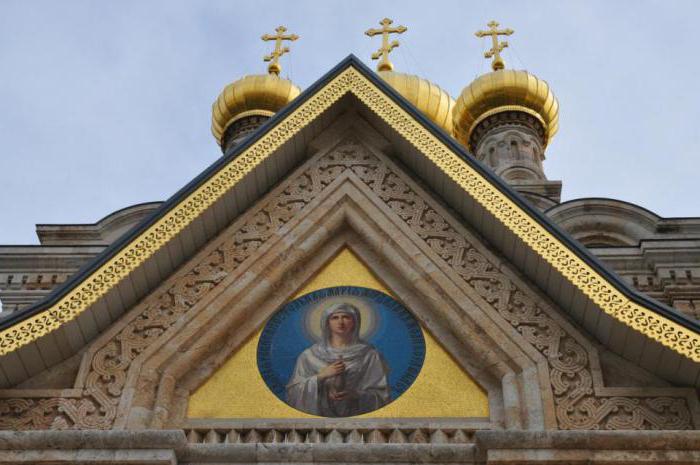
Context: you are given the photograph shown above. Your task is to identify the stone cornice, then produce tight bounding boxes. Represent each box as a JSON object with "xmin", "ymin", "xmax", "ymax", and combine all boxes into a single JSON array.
[{"xmin": 1, "ymin": 430, "xmax": 700, "ymax": 464}]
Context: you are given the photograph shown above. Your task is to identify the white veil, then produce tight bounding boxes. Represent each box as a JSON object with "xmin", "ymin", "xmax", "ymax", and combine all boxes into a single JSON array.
[{"xmin": 310, "ymin": 302, "xmax": 371, "ymax": 363}]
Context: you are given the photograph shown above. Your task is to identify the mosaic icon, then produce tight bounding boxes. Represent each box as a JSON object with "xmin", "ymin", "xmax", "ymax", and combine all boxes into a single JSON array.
[{"xmin": 258, "ymin": 286, "xmax": 426, "ymax": 417}]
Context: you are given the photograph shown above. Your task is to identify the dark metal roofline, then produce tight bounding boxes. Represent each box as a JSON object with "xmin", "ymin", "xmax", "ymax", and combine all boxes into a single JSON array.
[
  {"xmin": 3, "ymin": 54, "xmax": 699, "ymax": 339},
  {"xmin": 341, "ymin": 57, "xmax": 700, "ymax": 336},
  {"xmin": 0, "ymin": 55, "xmax": 365, "ymax": 330}
]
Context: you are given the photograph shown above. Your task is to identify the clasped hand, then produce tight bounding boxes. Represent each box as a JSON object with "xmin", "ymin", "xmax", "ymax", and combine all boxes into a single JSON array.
[
  {"xmin": 318, "ymin": 361, "xmax": 355, "ymax": 401},
  {"xmin": 317, "ymin": 360, "xmax": 345, "ymax": 380},
  {"xmin": 328, "ymin": 390, "xmax": 353, "ymax": 401}
]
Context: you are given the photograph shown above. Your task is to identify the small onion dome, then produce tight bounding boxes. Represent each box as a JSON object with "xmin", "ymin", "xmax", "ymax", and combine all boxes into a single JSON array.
[
  {"xmin": 453, "ymin": 69, "xmax": 559, "ymax": 151},
  {"xmin": 211, "ymin": 74, "xmax": 301, "ymax": 146},
  {"xmin": 379, "ymin": 71, "xmax": 456, "ymax": 134}
]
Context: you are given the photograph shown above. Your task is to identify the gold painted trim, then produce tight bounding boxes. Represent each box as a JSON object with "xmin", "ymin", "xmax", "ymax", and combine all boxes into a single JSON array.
[{"xmin": 2, "ymin": 66, "xmax": 699, "ymax": 363}]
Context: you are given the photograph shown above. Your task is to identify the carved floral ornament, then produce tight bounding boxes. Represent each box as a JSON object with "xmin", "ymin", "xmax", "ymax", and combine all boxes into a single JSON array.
[
  {"xmin": 0, "ymin": 66, "xmax": 700, "ymax": 362},
  {"xmin": 0, "ymin": 139, "xmax": 694, "ymax": 430},
  {"xmin": 0, "ymin": 64, "xmax": 698, "ymax": 373}
]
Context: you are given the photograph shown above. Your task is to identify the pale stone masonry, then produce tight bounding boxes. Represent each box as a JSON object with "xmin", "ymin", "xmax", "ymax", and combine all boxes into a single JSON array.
[
  {"xmin": 2, "ymin": 133, "xmax": 697, "ymax": 430},
  {"xmin": 0, "ymin": 429, "xmax": 699, "ymax": 464},
  {"xmin": 0, "ymin": 202, "xmax": 160, "ymax": 316},
  {"xmin": 4, "ymin": 189, "xmax": 698, "ymax": 321},
  {"xmin": 2, "ymin": 54, "xmax": 699, "ymax": 465}
]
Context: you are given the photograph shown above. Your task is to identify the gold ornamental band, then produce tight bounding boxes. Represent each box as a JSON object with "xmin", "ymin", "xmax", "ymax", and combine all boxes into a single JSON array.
[{"xmin": 1, "ymin": 66, "xmax": 698, "ymax": 363}]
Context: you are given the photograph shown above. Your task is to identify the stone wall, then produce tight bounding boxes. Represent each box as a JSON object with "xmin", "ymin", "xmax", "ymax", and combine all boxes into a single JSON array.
[
  {"xmin": 546, "ymin": 199, "xmax": 700, "ymax": 320},
  {"xmin": 0, "ymin": 202, "xmax": 160, "ymax": 316},
  {"xmin": 1, "ymin": 429, "xmax": 699, "ymax": 464},
  {"xmin": 2, "ymin": 135, "xmax": 696, "ymax": 432}
]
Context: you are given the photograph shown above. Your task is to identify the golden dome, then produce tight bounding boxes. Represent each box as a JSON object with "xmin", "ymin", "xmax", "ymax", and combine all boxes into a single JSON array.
[
  {"xmin": 453, "ymin": 69, "xmax": 559, "ymax": 150},
  {"xmin": 211, "ymin": 74, "xmax": 300, "ymax": 146},
  {"xmin": 379, "ymin": 71, "xmax": 456, "ymax": 133}
]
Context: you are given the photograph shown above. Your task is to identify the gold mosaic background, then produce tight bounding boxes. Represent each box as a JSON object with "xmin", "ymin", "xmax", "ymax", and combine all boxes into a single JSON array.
[{"xmin": 187, "ymin": 248, "xmax": 489, "ymax": 418}]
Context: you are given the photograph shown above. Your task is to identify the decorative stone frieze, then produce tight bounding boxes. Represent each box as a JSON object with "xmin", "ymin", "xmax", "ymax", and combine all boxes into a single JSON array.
[
  {"xmin": 1, "ymin": 429, "xmax": 700, "ymax": 464},
  {"xmin": 0, "ymin": 136, "xmax": 695, "ymax": 431}
]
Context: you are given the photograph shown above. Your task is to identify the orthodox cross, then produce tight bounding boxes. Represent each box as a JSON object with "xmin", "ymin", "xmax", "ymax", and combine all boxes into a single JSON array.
[
  {"xmin": 475, "ymin": 20, "xmax": 514, "ymax": 71},
  {"xmin": 365, "ymin": 18, "xmax": 407, "ymax": 72},
  {"xmin": 262, "ymin": 25, "xmax": 299, "ymax": 75}
]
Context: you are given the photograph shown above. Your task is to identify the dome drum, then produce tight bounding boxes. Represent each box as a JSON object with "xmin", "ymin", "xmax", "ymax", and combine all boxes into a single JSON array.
[
  {"xmin": 221, "ymin": 114, "xmax": 273, "ymax": 153},
  {"xmin": 453, "ymin": 69, "xmax": 559, "ymax": 154},
  {"xmin": 468, "ymin": 108, "xmax": 547, "ymax": 155}
]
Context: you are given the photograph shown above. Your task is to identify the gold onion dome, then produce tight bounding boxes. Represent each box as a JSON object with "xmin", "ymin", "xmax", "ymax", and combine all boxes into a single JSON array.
[
  {"xmin": 453, "ymin": 21, "xmax": 559, "ymax": 151},
  {"xmin": 380, "ymin": 71, "xmax": 455, "ymax": 133},
  {"xmin": 366, "ymin": 18, "xmax": 455, "ymax": 133},
  {"xmin": 453, "ymin": 69, "xmax": 559, "ymax": 150},
  {"xmin": 211, "ymin": 26, "xmax": 300, "ymax": 147},
  {"xmin": 211, "ymin": 74, "xmax": 300, "ymax": 145}
]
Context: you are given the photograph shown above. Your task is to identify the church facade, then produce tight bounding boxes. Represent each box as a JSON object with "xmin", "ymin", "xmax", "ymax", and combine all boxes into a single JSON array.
[{"xmin": 1, "ymin": 21, "xmax": 699, "ymax": 465}]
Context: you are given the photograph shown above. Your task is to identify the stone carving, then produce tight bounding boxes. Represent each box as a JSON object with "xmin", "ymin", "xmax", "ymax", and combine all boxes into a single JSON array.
[
  {"xmin": 330, "ymin": 142, "xmax": 691, "ymax": 430},
  {"xmin": 470, "ymin": 110, "xmax": 546, "ymax": 154},
  {"xmin": 0, "ymin": 139, "xmax": 693, "ymax": 430},
  {"xmin": 3, "ymin": 67, "xmax": 698, "ymax": 369},
  {"xmin": 183, "ymin": 426, "xmax": 473, "ymax": 444},
  {"xmin": 476, "ymin": 128, "xmax": 546, "ymax": 182},
  {"xmin": 0, "ymin": 388, "xmax": 115, "ymax": 430}
]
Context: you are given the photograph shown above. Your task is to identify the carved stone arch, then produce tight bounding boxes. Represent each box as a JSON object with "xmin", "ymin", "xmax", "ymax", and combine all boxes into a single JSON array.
[
  {"xmin": 87, "ymin": 121, "xmax": 696, "ymax": 433},
  {"xmin": 142, "ymin": 213, "xmax": 535, "ymax": 430},
  {"xmin": 2, "ymin": 113, "xmax": 696, "ymax": 432},
  {"xmin": 104, "ymin": 141, "xmax": 548, "ymax": 431}
]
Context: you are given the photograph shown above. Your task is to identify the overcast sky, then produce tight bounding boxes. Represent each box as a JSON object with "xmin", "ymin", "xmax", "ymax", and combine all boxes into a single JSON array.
[{"xmin": 0, "ymin": 1, "xmax": 698, "ymax": 244}]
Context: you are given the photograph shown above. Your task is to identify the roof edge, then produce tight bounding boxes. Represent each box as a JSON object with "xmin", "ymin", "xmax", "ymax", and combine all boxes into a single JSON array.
[
  {"xmin": 0, "ymin": 55, "xmax": 369, "ymax": 335},
  {"xmin": 2, "ymin": 54, "xmax": 699, "ymax": 363}
]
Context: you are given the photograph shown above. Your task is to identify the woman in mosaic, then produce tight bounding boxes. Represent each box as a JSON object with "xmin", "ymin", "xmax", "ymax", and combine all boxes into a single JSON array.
[{"xmin": 286, "ymin": 302, "xmax": 390, "ymax": 417}]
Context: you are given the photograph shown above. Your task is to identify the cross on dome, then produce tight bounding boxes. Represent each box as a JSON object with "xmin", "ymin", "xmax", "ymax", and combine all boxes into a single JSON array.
[
  {"xmin": 365, "ymin": 18, "xmax": 407, "ymax": 72},
  {"xmin": 475, "ymin": 20, "xmax": 514, "ymax": 71},
  {"xmin": 262, "ymin": 25, "xmax": 299, "ymax": 75}
]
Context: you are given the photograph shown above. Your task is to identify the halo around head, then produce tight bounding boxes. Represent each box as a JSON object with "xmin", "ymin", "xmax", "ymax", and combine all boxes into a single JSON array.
[{"xmin": 303, "ymin": 295, "xmax": 378, "ymax": 342}]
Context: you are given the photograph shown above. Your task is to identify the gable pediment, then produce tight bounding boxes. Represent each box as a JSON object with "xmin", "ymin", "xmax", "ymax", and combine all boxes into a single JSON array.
[
  {"xmin": 2, "ymin": 132, "xmax": 698, "ymax": 432},
  {"xmin": 1, "ymin": 55, "xmax": 700, "ymax": 401}
]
